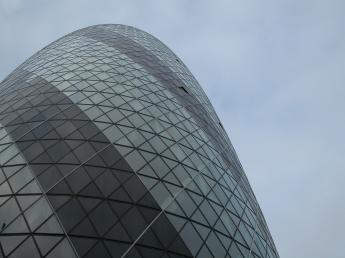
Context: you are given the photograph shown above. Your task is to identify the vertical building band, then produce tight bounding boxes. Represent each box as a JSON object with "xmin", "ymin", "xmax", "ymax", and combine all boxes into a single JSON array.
[{"xmin": 0, "ymin": 25, "xmax": 279, "ymax": 258}]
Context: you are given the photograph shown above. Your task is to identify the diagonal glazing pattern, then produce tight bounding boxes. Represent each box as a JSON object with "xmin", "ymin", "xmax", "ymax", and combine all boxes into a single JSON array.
[{"xmin": 0, "ymin": 24, "xmax": 279, "ymax": 258}]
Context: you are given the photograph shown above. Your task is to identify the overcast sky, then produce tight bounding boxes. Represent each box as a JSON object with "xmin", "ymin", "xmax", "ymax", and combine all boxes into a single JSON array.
[{"xmin": 1, "ymin": 0, "xmax": 344, "ymax": 257}]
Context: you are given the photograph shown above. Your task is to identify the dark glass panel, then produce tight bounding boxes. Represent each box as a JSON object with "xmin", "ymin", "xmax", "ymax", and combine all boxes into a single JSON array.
[
  {"xmin": 45, "ymin": 238, "xmax": 77, "ymax": 258},
  {"xmin": 89, "ymin": 202, "xmax": 117, "ymax": 235},
  {"xmin": 56, "ymin": 197, "xmax": 85, "ymax": 232},
  {"xmin": 8, "ymin": 237, "xmax": 40, "ymax": 258}
]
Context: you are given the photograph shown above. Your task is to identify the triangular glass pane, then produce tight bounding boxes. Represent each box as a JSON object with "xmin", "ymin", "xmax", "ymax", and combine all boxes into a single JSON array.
[
  {"xmin": 46, "ymin": 238, "xmax": 77, "ymax": 258},
  {"xmin": 36, "ymin": 215, "xmax": 63, "ymax": 234},
  {"xmin": 2, "ymin": 215, "xmax": 29, "ymax": 234},
  {"xmin": 104, "ymin": 240, "xmax": 130, "ymax": 258},
  {"xmin": 35, "ymin": 235, "xmax": 62, "ymax": 256},
  {"xmin": 71, "ymin": 237, "xmax": 97, "ymax": 257},
  {"xmin": 8, "ymin": 236, "xmax": 40, "ymax": 258}
]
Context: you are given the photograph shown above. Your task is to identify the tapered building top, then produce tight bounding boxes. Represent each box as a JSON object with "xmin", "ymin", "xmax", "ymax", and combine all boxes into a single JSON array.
[{"xmin": 0, "ymin": 24, "xmax": 279, "ymax": 258}]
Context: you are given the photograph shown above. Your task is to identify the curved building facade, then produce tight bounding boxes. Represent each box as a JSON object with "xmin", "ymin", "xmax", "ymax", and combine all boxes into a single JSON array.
[{"xmin": 0, "ymin": 25, "xmax": 278, "ymax": 258}]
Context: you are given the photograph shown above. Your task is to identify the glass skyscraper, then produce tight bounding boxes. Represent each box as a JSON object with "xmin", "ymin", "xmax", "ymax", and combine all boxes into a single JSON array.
[{"xmin": 0, "ymin": 24, "xmax": 279, "ymax": 258}]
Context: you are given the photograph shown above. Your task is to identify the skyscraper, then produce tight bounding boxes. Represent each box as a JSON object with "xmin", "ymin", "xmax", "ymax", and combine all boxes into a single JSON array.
[{"xmin": 0, "ymin": 24, "xmax": 279, "ymax": 258}]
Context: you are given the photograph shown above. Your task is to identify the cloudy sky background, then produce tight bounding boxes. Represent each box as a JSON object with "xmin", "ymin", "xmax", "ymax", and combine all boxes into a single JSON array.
[{"xmin": 0, "ymin": 0, "xmax": 344, "ymax": 257}]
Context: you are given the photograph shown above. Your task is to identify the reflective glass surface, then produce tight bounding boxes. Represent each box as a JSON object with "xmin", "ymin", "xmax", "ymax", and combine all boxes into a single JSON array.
[{"xmin": 0, "ymin": 24, "xmax": 279, "ymax": 258}]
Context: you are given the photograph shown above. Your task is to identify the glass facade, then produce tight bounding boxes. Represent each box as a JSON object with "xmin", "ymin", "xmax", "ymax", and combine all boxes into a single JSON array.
[{"xmin": 0, "ymin": 24, "xmax": 279, "ymax": 258}]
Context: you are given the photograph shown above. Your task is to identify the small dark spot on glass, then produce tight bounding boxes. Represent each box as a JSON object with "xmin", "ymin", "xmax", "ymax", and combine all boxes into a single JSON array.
[{"xmin": 178, "ymin": 86, "xmax": 188, "ymax": 94}]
